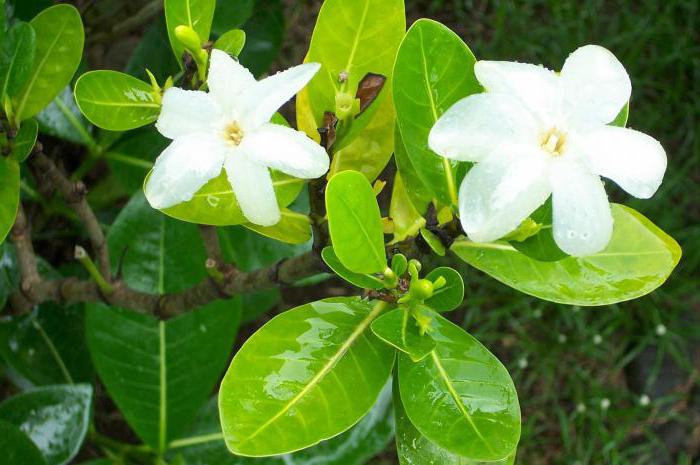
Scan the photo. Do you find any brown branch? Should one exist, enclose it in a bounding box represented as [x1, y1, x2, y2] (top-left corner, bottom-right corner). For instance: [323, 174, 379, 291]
[10, 204, 40, 300]
[199, 225, 223, 264]
[29, 147, 112, 281]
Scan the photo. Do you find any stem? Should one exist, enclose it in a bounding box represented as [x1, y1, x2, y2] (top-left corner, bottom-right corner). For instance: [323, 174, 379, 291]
[75, 245, 114, 294]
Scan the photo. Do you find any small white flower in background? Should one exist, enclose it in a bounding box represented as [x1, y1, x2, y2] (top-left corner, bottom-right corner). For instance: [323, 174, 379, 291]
[429, 45, 667, 256]
[593, 334, 603, 345]
[639, 394, 651, 406]
[145, 50, 329, 226]
[655, 324, 667, 336]
[558, 333, 567, 344]
[600, 398, 611, 410]
[576, 403, 586, 413]
[517, 357, 528, 369]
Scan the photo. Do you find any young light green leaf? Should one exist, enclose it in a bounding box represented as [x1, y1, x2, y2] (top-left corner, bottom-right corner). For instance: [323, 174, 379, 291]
[74, 71, 161, 131]
[13, 4, 84, 123]
[610, 101, 629, 128]
[213, 29, 246, 57]
[219, 297, 394, 456]
[452, 204, 682, 306]
[371, 307, 436, 361]
[393, 19, 481, 207]
[394, 383, 516, 465]
[424, 267, 464, 312]
[0, 156, 20, 244]
[420, 228, 446, 256]
[326, 170, 386, 274]
[321, 246, 385, 290]
[243, 209, 311, 245]
[399, 314, 520, 461]
[509, 200, 567, 262]
[296, 0, 405, 181]
[390, 173, 426, 243]
[0, 21, 36, 98]
[0, 421, 48, 465]
[164, 0, 216, 64]
[0, 384, 93, 465]
[10, 118, 37, 162]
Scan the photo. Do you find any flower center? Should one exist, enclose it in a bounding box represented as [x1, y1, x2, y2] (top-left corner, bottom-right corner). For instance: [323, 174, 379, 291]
[223, 122, 245, 146]
[540, 127, 567, 157]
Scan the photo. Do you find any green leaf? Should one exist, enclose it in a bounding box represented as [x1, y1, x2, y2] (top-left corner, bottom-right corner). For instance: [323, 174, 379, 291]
[424, 267, 464, 312]
[0, 156, 20, 244]
[393, 126, 432, 209]
[74, 71, 160, 131]
[219, 297, 394, 456]
[371, 308, 436, 361]
[393, 19, 481, 207]
[509, 200, 567, 262]
[10, 117, 37, 162]
[105, 127, 167, 192]
[36, 86, 95, 148]
[420, 227, 446, 256]
[611, 101, 629, 128]
[212, 0, 254, 36]
[399, 314, 520, 461]
[0, 384, 93, 465]
[451, 204, 682, 306]
[164, 0, 216, 64]
[86, 301, 241, 452]
[13, 4, 84, 123]
[158, 170, 305, 227]
[126, 18, 180, 83]
[0, 303, 93, 386]
[237, 0, 284, 77]
[322, 246, 385, 290]
[243, 209, 311, 245]
[297, 0, 405, 181]
[214, 29, 246, 57]
[0, 21, 35, 98]
[0, 242, 18, 309]
[390, 173, 426, 243]
[394, 382, 516, 465]
[173, 381, 394, 465]
[0, 420, 48, 465]
[326, 170, 386, 274]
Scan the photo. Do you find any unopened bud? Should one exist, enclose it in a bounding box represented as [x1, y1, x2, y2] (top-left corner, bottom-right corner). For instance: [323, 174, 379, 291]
[175, 25, 203, 54]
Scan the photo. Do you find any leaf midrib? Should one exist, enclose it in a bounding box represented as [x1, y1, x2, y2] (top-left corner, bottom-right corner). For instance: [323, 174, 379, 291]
[1, 26, 29, 98]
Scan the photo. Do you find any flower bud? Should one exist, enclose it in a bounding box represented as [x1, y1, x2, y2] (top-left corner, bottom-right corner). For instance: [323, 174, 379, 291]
[175, 25, 203, 54]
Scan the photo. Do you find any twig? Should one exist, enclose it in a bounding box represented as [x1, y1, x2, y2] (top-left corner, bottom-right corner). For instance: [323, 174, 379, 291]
[10, 204, 40, 299]
[199, 225, 223, 264]
[75, 245, 114, 295]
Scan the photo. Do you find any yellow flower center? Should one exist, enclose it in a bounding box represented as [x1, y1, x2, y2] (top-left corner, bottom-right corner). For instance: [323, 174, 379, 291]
[540, 127, 567, 156]
[224, 122, 245, 146]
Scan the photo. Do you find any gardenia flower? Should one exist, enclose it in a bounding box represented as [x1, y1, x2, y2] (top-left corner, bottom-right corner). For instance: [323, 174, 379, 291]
[429, 45, 667, 256]
[145, 49, 329, 226]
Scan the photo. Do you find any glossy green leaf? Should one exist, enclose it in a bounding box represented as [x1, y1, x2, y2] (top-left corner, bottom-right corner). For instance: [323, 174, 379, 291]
[36, 86, 96, 148]
[0, 384, 93, 465]
[243, 210, 311, 245]
[394, 382, 516, 465]
[393, 126, 432, 209]
[174, 381, 393, 465]
[0, 21, 35, 98]
[164, 0, 216, 64]
[399, 314, 520, 461]
[74, 71, 160, 131]
[214, 29, 246, 57]
[105, 127, 168, 192]
[322, 246, 385, 290]
[0, 242, 18, 309]
[0, 420, 48, 465]
[452, 204, 682, 306]
[0, 303, 93, 386]
[425, 267, 464, 312]
[371, 308, 435, 362]
[297, 0, 405, 181]
[212, 0, 254, 36]
[10, 117, 37, 162]
[13, 4, 84, 123]
[126, 18, 180, 83]
[219, 297, 394, 456]
[326, 170, 386, 274]
[159, 170, 304, 227]
[420, 227, 446, 256]
[509, 200, 567, 262]
[393, 19, 481, 207]
[86, 301, 240, 452]
[390, 173, 426, 243]
[0, 156, 20, 244]
[237, 0, 284, 77]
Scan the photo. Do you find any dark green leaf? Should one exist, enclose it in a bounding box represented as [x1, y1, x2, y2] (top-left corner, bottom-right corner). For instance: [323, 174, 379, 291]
[0, 242, 19, 308]
[164, 0, 216, 65]
[371, 308, 436, 361]
[0, 156, 20, 244]
[322, 246, 385, 290]
[36, 86, 95, 148]
[0, 384, 93, 465]
[219, 297, 394, 456]
[126, 18, 180, 83]
[393, 19, 481, 207]
[238, 0, 284, 77]
[0, 420, 48, 465]
[326, 170, 386, 274]
[74, 71, 160, 131]
[0, 21, 35, 98]
[211, 0, 254, 37]
[452, 204, 682, 306]
[13, 4, 84, 123]
[105, 127, 167, 193]
[424, 267, 464, 312]
[10, 117, 37, 162]
[399, 314, 520, 461]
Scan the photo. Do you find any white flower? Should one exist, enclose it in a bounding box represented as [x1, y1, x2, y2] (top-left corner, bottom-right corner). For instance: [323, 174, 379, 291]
[429, 45, 667, 256]
[145, 50, 329, 226]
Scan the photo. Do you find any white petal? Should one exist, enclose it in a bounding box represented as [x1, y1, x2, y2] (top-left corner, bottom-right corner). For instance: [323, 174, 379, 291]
[224, 152, 280, 226]
[459, 146, 551, 243]
[474, 60, 561, 126]
[145, 134, 227, 209]
[570, 125, 666, 199]
[156, 88, 223, 140]
[238, 63, 321, 129]
[550, 160, 613, 256]
[561, 45, 631, 126]
[429, 93, 541, 162]
[207, 49, 256, 116]
[238, 123, 329, 179]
